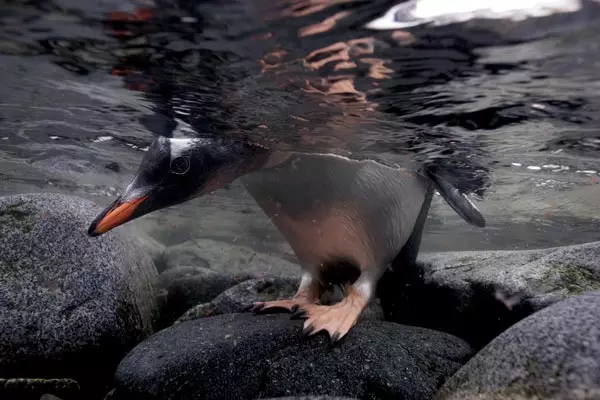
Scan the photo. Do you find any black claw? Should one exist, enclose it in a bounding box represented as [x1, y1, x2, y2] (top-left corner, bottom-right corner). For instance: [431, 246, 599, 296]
[330, 332, 341, 345]
[301, 324, 314, 338]
[290, 309, 306, 319]
[290, 304, 299, 314]
[242, 304, 254, 312]
[245, 302, 264, 314]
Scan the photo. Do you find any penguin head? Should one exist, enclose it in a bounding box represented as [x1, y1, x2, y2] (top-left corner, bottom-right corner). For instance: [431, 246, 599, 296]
[87, 135, 271, 237]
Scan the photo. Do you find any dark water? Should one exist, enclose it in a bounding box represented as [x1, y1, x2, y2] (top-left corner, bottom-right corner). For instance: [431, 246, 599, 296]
[1, 0, 600, 254]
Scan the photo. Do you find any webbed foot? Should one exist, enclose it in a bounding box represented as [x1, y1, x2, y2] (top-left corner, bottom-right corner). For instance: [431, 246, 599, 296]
[294, 284, 369, 343]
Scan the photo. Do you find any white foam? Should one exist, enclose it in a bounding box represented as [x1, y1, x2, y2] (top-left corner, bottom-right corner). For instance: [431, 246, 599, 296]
[92, 135, 113, 143]
[365, 0, 583, 30]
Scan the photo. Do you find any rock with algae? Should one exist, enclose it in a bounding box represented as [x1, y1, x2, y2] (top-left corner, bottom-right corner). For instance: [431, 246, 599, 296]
[436, 290, 600, 400]
[379, 241, 600, 348]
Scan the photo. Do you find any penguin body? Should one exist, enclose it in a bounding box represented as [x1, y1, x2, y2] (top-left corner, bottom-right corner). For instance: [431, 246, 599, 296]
[88, 137, 484, 342]
[241, 152, 431, 282]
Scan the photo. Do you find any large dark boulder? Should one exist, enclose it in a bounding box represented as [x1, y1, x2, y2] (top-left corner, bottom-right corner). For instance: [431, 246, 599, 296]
[0, 193, 159, 399]
[380, 242, 600, 348]
[436, 290, 600, 400]
[111, 313, 472, 400]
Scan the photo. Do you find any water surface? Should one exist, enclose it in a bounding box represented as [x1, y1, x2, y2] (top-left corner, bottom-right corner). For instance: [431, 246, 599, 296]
[1, 0, 600, 255]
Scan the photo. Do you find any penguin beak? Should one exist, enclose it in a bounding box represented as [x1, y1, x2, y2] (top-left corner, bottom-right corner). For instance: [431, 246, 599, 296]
[87, 195, 149, 237]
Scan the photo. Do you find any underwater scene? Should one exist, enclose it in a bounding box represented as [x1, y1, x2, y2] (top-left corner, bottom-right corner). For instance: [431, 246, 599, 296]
[1, 0, 600, 399]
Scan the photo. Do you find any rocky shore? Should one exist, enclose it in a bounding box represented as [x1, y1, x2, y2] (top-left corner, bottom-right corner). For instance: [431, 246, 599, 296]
[1, 192, 599, 400]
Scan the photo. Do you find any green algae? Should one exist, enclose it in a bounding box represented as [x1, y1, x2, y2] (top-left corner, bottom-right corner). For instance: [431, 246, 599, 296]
[545, 263, 600, 295]
[0, 202, 35, 234]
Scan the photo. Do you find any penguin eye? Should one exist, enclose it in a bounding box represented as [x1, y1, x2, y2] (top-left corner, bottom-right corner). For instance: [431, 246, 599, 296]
[170, 156, 191, 175]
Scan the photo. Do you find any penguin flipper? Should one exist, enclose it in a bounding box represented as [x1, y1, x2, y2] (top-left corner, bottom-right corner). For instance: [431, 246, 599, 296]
[425, 168, 486, 228]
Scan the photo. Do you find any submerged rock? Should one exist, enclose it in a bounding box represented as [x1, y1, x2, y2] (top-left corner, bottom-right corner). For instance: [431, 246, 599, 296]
[0, 193, 159, 398]
[156, 265, 251, 326]
[176, 277, 299, 323]
[162, 238, 300, 276]
[436, 290, 600, 400]
[379, 241, 600, 348]
[112, 313, 472, 400]
[125, 227, 166, 269]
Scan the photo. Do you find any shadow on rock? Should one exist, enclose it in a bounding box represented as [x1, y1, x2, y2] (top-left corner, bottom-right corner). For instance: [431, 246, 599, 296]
[435, 290, 600, 399]
[379, 242, 600, 349]
[378, 261, 537, 350]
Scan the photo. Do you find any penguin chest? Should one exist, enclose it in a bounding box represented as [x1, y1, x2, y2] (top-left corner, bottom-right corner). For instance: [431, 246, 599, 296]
[240, 153, 431, 275]
[259, 199, 377, 273]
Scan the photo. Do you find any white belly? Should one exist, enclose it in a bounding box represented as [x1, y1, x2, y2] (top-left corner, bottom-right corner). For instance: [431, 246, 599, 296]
[240, 152, 431, 274]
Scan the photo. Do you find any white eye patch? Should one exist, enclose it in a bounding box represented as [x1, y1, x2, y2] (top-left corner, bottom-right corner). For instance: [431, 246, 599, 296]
[169, 137, 198, 159]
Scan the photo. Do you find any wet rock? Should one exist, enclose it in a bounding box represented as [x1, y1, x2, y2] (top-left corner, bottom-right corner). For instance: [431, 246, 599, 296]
[379, 241, 600, 348]
[0, 193, 159, 398]
[0, 378, 78, 400]
[175, 277, 384, 324]
[157, 266, 251, 326]
[176, 277, 298, 323]
[40, 394, 64, 400]
[162, 238, 300, 276]
[112, 313, 472, 400]
[104, 162, 120, 173]
[264, 397, 357, 400]
[436, 290, 600, 400]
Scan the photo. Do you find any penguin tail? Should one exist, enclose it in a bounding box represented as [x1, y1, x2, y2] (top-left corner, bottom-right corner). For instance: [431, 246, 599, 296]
[424, 167, 486, 228]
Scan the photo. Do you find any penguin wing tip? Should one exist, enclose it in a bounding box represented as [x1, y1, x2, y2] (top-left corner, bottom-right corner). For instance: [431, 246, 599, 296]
[426, 169, 488, 228]
[469, 212, 486, 228]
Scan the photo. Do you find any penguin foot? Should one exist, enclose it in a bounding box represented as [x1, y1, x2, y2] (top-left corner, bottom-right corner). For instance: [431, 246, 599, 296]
[296, 287, 367, 343]
[247, 298, 314, 314]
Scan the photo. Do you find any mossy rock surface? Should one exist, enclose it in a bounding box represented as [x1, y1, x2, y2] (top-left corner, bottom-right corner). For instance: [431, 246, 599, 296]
[380, 241, 600, 349]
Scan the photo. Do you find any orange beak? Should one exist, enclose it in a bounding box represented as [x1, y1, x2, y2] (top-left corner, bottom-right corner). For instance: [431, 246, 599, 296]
[88, 195, 148, 236]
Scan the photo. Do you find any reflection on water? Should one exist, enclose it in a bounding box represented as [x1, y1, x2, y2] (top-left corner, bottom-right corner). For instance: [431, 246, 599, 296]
[1, 0, 600, 252]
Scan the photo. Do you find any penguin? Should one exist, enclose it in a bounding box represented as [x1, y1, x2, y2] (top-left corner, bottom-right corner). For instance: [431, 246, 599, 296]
[88, 134, 485, 342]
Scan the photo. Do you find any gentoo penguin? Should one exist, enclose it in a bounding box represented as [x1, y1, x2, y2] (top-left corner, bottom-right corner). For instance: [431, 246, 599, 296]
[88, 135, 485, 342]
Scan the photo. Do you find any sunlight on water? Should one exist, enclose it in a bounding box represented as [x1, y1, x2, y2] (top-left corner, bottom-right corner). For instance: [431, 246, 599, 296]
[1, 1, 600, 399]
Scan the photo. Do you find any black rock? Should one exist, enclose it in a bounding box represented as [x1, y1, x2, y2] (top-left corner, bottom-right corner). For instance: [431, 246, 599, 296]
[0, 378, 77, 400]
[112, 313, 472, 400]
[156, 266, 252, 326]
[176, 277, 299, 323]
[380, 241, 600, 349]
[436, 290, 600, 400]
[264, 397, 357, 400]
[0, 193, 159, 398]
[104, 162, 120, 173]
